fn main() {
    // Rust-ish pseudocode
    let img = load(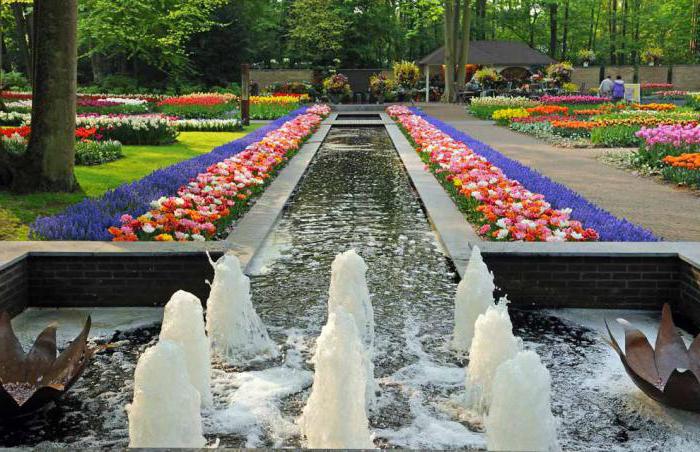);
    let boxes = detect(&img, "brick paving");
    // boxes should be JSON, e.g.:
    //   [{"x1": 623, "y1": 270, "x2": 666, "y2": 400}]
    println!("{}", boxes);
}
[{"x1": 420, "y1": 103, "x2": 700, "y2": 242}]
